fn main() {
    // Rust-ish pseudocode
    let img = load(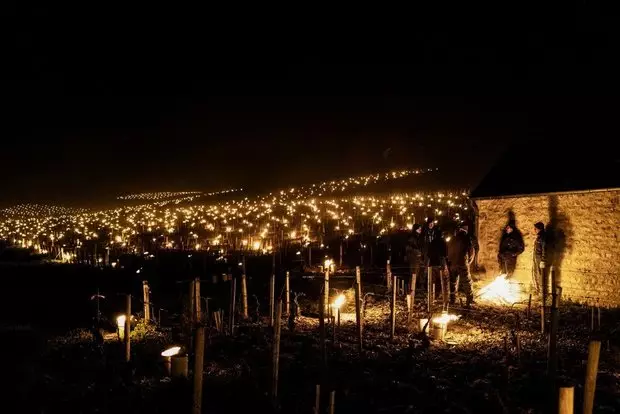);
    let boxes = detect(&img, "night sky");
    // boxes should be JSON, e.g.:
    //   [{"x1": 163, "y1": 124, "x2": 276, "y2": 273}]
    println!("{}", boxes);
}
[{"x1": 4, "y1": 4, "x2": 619, "y2": 205}]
